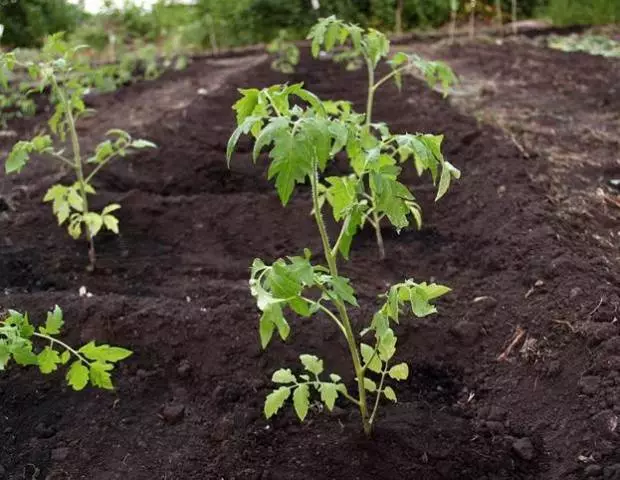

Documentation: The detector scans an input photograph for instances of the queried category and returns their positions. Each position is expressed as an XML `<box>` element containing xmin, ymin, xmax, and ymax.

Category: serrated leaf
<box><xmin>327</xmin><ymin>276</ymin><xmax>358</xmax><ymax>306</ymax></box>
<box><xmin>360</xmin><ymin>343</ymin><xmax>382</xmax><ymax>373</ymax></box>
<box><xmin>84</xmin><ymin>213</ymin><xmax>104</xmax><ymax>237</ymax></box>
<box><xmin>272</xmin><ymin>368</ymin><xmax>296</xmax><ymax>384</ymax></box>
<box><xmin>329</xmin><ymin>373</ymin><xmax>342</xmax><ymax>383</ymax></box>
<box><xmin>89</xmin><ymin>361</ymin><xmax>114</xmax><ymax>389</ymax></box>
<box><xmin>300</xmin><ymin>354</ymin><xmax>323</xmax><ymax>376</ymax></box>
<box><xmin>67</xmin><ymin>361</ymin><xmax>89</xmax><ymax>390</ymax></box>
<box><xmin>13</xmin><ymin>344</ymin><xmax>37</xmax><ymax>366</ymax></box>
<box><xmin>41</xmin><ymin>305</ymin><xmax>63</xmax><ymax>335</ymax></box>
<box><xmin>264</xmin><ymin>386</ymin><xmax>290</xmax><ymax>419</ymax></box>
<box><xmin>293</xmin><ymin>384</ymin><xmax>310</xmax><ymax>421</ymax></box>
<box><xmin>383</xmin><ymin>386</ymin><xmax>397</xmax><ymax>402</ymax></box>
<box><xmin>388</xmin><ymin>362</ymin><xmax>409</xmax><ymax>381</ymax></box>
<box><xmin>5</xmin><ymin>143</ymin><xmax>29</xmax><ymax>174</ymax></box>
<box><xmin>0</xmin><ymin>344</ymin><xmax>11</xmax><ymax>369</ymax></box>
<box><xmin>38</xmin><ymin>346</ymin><xmax>61</xmax><ymax>374</ymax></box>
<box><xmin>253</xmin><ymin>117</ymin><xmax>289</xmax><ymax>161</ymax></box>
<box><xmin>102</xmin><ymin>204</ymin><xmax>121</xmax><ymax>215</ymax></box>
<box><xmin>79</xmin><ymin>342</ymin><xmax>132</xmax><ymax>363</ymax></box>
<box><xmin>320</xmin><ymin>382</ymin><xmax>339</xmax><ymax>410</ymax></box>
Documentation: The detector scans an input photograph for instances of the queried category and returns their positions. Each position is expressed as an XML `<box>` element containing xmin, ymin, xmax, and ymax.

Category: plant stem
<box><xmin>310</xmin><ymin>165</ymin><xmax>372</xmax><ymax>436</ymax></box>
<box><xmin>53</xmin><ymin>77</ymin><xmax>96</xmax><ymax>271</ymax></box>
<box><xmin>365</xmin><ymin>58</ymin><xmax>386</xmax><ymax>260</ymax></box>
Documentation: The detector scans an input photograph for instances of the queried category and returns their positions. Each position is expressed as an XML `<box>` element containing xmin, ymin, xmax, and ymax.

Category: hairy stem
<box><xmin>310</xmin><ymin>164</ymin><xmax>371</xmax><ymax>436</ymax></box>
<box><xmin>365</xmin><ymin>57</ymin><xmax>386</xmax><ymax>260</ymax></box>
<box><xmin>52</xmin><ymin>77</ymin><xmax>96</xmax><ymax>271</ymax></box>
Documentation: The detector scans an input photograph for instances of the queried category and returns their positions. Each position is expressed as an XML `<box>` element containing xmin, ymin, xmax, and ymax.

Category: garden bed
<box><xmin>0</xmin><ymin>43</ymin><xmax>619</xmax><ymax>479</ymax></box>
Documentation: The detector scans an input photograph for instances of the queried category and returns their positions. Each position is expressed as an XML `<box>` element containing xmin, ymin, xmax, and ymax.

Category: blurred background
<box><xmin>0</xmin><ymin>0</ymin><xmax>618</xmax><ymax>51</ymax></box>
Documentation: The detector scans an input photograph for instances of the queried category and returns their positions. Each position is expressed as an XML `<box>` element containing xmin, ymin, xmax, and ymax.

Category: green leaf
<box><xmin>264</xmin><ymin>386</ymin><xmax>290</xmax><ymax>419</ymax></box>
<box><xmin>233</xmin><ymin>88</ymin><xmax>260</xmax><ymax>124</ymax></box>
<box><xmin>293</xmin><ymin>384</ymin><xmax>310</xmax><ymax>421</ymax></box>
<box><xmin>329</xmin><ymin>373</ymin><xmax>342</xmax><ymax>382</ymax></box>
<box><xmin>60</xmin><ymin>350</ymin><xmax>71</xmax><ymax>364</ymax></box>
<box><xmin>259</xmin><ymin>311</ymin><xmax>276</xmax><ymax>349</ymax></box>
<box><xmin>89</xmin><ymin>361</ymin><xmax>114</xmax><ymax>389</ymax></box>
<box><xmin>328</xmin><ymin>276</ymin><xmax>358</xmax><ymax>306</ymax></box>
<box><xmin>13</xmin><ymin>345</ymin><xmax>37</xmax><ymax>366</ymax></box>
<box><xmin>435</xmin><ymin>161</ymin><xmax>461</xmax><ymax>201</ymax></box>
<box><xmin>378</xmin><ymin>329</ymin><xmax>397</xmax><ymax>362</ymax></box>
<box><xmin>300</xmin><ymin>354</ymin><xmax>323</xmax><ymax>376</ymax></box>
<box><xmin>383</xmin><ymin>386</ymin><xmax>397</xmax><ymax>402</ymax></box>
<box><xmin>84</xmin><ymin>212</ymin><xmax>104</xmax><ymax>237</ymax></box>
<box><xmin>67</xmin><ymin>188</ymin><xmax>84</xmax><ymax>212</ymax></box>
<box><xmin>253</xmin><ymin>117</ymin><xmax>289</xmax><ymax>161</ymax></box>
<box><xmin>131</xmin><ymin>139</ymin><xmax>156</xmax><ymax>149</ymax></box>
<box><xmin>266</xmin><ymin>129</ymin><xmax>312</xmax><ymax>205</ymax></box>
<box><xmin>79</xmin><ymin>342</ymin><xmax>132</xmax><ymax>363</ymax></box>
<box><xmin>5</xmin><ymin>142</ymin><xmax>30</xmax><ymax>174</ymax></box>
<box><xmin>388</xmin><ymin>362</ymin><xmax>409</xmax><ymax>381</ymax></box>
<box><xmin>67</xmin><ymin>361</ymin><xmax>89</xmax><ymax>390</ymax></box>
<box><xmin>272</xmin><ymin>368</ymin><xmax>296</xmax><ymax>384</ymax></box>
<box><xmin>320</xmin><ymin>383</ymin><xmax>339</xmax><ymax>410</ymax></box>
<box><xmin>103</xmin><ymin>214</ymin><xmax>120</xmax><ymax>234</ymax></box>
<box><xmin>40</xmin><ymin>305</ymin><xmax>63</xmax><ymax>335</ymax></box>
<box><xmin>37</xmin><ymin>346</ymin><xmax>61</xmax><ymax>374</ymax></box>
<box><xmin>363</xmin><ymin>377</ymin><xmax>377</xmax><ymax>392</ymax></box>
<box><xmin>102</xmin><ymin>204</ymin><xmax>121</xmax><ymax>215</ymax></box>
<box><xmin>0</xmin><ymin>344</ymin><xmax>11</xmax><ymax>369</ymax></box>
<box><xmin>360</xmin><ymin>343</ymin><xmax>382</xmax><ymax>373</ymax></box>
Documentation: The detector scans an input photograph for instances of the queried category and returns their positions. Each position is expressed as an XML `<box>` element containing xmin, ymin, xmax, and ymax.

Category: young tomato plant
<box><xmin>1</xmin><ymin>306</ymin><xmax>130</xmax><ymax>390</ymax></box>
<box><xmin>227</xmin><ymin>80</ymin><xmax>453</xmax><ymax>434</ymax></box>
<box><xmin>0</xmin><ymin>35</ymin><xmax>156</xmax><ymax>271</ymax></box>
<box><xmin>266</xmin><ymin>30</ymin><xmax>300</xmax><ymax>74</ymax></box>
<box><xmin>308</xmin><ymin>16</ymin><xmax>460</xmax><ymax>259</ymax></box>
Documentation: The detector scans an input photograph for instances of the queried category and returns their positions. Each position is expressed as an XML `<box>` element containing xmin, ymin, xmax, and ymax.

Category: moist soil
<box><xmin>0</xmin><ymin>43</ymin><xmax>619</xmax><ymax>480</ymax></box>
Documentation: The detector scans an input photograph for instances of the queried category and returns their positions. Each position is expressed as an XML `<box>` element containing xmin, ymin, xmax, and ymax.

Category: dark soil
<box><xmin>1</xmin><ymin>43</ymin><xmax>619</xmax><ymax>480</ymax></box>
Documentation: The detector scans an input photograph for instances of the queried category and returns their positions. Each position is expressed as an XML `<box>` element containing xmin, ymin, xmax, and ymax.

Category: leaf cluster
<box><xmin>0</xmin><ymin>307</ymin><xmax>131</xmax><ymax>390</ymax></box>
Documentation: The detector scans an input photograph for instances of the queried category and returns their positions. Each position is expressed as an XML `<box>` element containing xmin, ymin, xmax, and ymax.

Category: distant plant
<box><xmin>1</xmin><ymin>306</ymin><xmax>130</xmax><ymax>390</ymax></box>
<box><xmin>548</xmin><ymin>34</ymin><xmax>620</xmax><ymax>58</ymax></box>
<box><xmin>0</xmin><ymin>82</ymin><xmax>36</xmax><ymax>128</ymax></box>
<box><xmin>227</xmin><ymin>18</ymin><xmax>457</xmax><ymax>435</ymax></box>
<box><xmin>308</xmin><ymin>16</ymin><xmax>459</xmax><ymax>259</ymax></box>
<box><xmin>266</xmin><ymin>30</ymin><xmax>300</xmax><ymax>74</ymax></box>
<box><xmin>0</xmin><ymin>34</ymin><xmax>156</xmax><ymax>270</ymax></box>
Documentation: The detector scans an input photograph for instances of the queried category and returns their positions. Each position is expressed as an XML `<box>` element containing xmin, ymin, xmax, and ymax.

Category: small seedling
<box><xmin>0</xmin><ymin>34</ymin><xmax>156</xmax><ymax>270</ymax></box>
<box><xmin>0</xmin><ymin>306</ymin><xmax>130</xmax><ymax>390</ymax></box>
<box><xmin>307</xmin><ymin>16</ymin><xmax>460</xmax><ymax>259</ymax></box>
<box><xmin>227</xmin><ymin>18</ymin><xmax>458</xmax><ymax>435</ymax></box>
<box><xmin>267</xmin><ymin>30</ymin><xmax>300</xmax><ymax>74</ymax></box>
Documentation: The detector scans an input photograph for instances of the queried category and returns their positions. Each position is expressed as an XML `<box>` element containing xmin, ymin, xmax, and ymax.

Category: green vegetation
<box><xmin>1</xmin><ymin>35</ymin><xmax>156</xmax><ymax>271</ymax></box>
<box><xmin>227</xmin><ymin>18</ymin><xmax>457</xmax><ymax>435</ymax></box>
<box><xmin>1</xmin><ymin>306</ymin><xmax>130</xmax><ymax>390</ymax></box>
<box><xmin>544</xmin><ymin>0</ymin><xmax>620</xmax><ymax>26</ymax></box>
<box><xmin>548</xmin><ymin>34</ymin><xmax>620</xmax><ymax>57</ymax></box>
<box><xmin>267</xmin><ymin>31</ymin><xmax>300</xmax><ymax>74</ymax></box>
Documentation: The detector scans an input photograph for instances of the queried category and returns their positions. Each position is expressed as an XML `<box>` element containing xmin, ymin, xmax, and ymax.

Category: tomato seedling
<box><xmin>0</xmin><ymin>35</ymin><xmax>156</xmax><ymax>271</ymax></box>
<box><xmin>267</xmin><ymin>30</ymin><xmax>300</xmax><ymax>74</ymax></box>
<box><xmin>0</xmin><ymin>306</ymin><xmax>130</xmax><ymax>390</ymax></box>
<box><xmin>308</xmin><ymin>16</ymin><xmax>460</xmax><ymax>259</ymax></box>
<box><xmin>227</xmin><ymin>19</ymin><xmax>457</xmax><ymax>435</ymax></box>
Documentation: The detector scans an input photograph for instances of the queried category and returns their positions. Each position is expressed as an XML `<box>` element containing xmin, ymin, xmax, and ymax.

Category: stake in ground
<box><xmin>227</xmin><ymin>17</ymin><xmax>459</xmax><ymax>436</ymax></box>
<box><xmin>0</xmin><ymin>34</ymin><xmax>156</xmax><ymax>271</ymax></box>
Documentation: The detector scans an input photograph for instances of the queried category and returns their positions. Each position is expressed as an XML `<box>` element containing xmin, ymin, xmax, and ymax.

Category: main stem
<box><xmin>54</xmin><ymin>79</ymin><xmax>96</xmax><ymax>271</ymax></box>
<box><xmin>310</xmin><ymin>166</ymin><xmax>371</xmax><ymax>436</ymax></box>
<box><xmin>365</xmin><ymin>59</ymin><xmax>386</xmax><ymax>260</ymax></box>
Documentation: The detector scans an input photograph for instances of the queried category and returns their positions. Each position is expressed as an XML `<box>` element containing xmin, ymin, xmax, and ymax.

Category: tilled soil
<box><xmin>0</xmin><ymin>43</ymin><xmax>619</xmax><ymax>480</ymax></box>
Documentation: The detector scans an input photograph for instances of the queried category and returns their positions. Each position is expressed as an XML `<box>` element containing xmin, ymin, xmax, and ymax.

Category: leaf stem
<box><xmin>373</xmin><ymin>64</ymin><xmax>408</xmax><ymax>92</ymax></box>
<box><xmin>33</xmin><ymin>332</ymin><xmax>90</xmax><ymax>366</ymax></box>
<box><xmin>369</xmin><ymin>367</ymin><xmax>388</xmax><ymax>425</ymax></box>
<box><xmin>300</xmin><ymin>297</ymin><xmax>346</xmax><ymax>335</ymax></box>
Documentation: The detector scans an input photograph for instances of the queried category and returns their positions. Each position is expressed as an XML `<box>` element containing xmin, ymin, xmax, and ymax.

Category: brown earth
<box><xmin>0</xmin><ymin>41</ymin><xmax>619</xmax><ymax>480</ymax></box>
